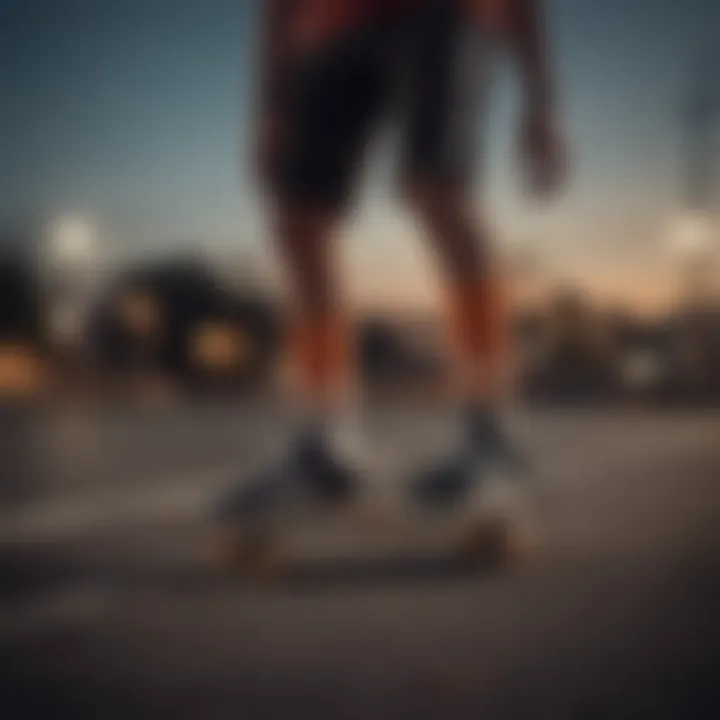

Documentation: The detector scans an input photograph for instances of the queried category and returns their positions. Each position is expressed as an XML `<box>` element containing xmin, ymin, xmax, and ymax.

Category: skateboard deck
<box><xmin>209</xmin><ymin>475</ymin><xmax>539</xmax><ymax>580</ymax></box>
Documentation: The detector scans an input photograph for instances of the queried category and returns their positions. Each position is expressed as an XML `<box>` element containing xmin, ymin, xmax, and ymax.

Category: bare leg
<box><xmin>272</xmin><ymin>199</ymin><xmax>355</xmax><ymax>425</ymax></box>
<box><xmin>406</xmin><ymin>179</ymin><xmax>511</xmax><ymax>404</ymax></box>
<box><xmin>213</xmin><ymin>201</ymin><xmax>357</xmax><ymax>520</ymax></box>
<box><xmin>404</xmin><ymin>179</ymin><xmax>524</xmax><ymax>505</ymax></box>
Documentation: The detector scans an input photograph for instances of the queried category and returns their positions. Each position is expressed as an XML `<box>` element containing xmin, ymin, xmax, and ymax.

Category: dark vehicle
<box><xmin>90</xmin><ymin>256</ymin><xmax>280</xmax><ymax>395</ymax></box>
<box><xmin>522</xmin><ymin>290</ymin><xmax>621</xmax><ymax>405</ymax></box>
<box><xmin>0</xmin><ymin>250</ymin><xmax>42</xmax><ymax>345</ymax></box>
<box><xmin>0</xmin><ymin>249</ymin><xmax>48</xmax><ymax>397</ymax></box>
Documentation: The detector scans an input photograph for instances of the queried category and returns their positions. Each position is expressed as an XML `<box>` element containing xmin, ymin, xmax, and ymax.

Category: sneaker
<box><xmin>466</xmin><ymin>406</ymin><xmax>528</xmax><ymax>476</ymax></box>
<box><xmin>213</xmin><ymin>433</ymin><xmax>358</xmax><ymax>525</ymax></box>
<box><xmin>410</xmin><ymin>408</ymin><xmax>526</xmax><ymax>509</ymax></box>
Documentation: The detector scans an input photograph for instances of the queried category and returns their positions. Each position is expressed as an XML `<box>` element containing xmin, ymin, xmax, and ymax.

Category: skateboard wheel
<box><xmin>457</xmin><ymin>519</ymin><xmax>510</xmax><ymax>565</ymax></box>
<box><xmin>504</xmin><ymin>522</ymin><xmax>542</xmax><ymax>564</ymax></box>
<box><xmin>210</xmin><ymin>529</ymin><xmax>286</xmax><ymax>581</ymax></box>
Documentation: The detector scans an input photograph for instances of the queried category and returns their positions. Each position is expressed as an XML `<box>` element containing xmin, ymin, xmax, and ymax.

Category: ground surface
<box><xmin>1</xmin><ymin>404</ymin><xmax>719</xmax><ymax>719</ymax></box>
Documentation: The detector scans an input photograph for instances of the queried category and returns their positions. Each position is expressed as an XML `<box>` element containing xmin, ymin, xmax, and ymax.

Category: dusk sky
<box><xmin>0</xmin><ymin>0</ymin><xmax>717</xmax><ymax>310</ymax></box>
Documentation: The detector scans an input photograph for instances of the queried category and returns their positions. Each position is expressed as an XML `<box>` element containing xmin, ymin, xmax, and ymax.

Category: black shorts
<box><xmin>273</xmin><ymin>2</ymin><xmax>493</xmax><ymax>211</ymax></box>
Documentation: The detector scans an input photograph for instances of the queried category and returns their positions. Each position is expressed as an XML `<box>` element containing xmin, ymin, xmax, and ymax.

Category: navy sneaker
<box><xmin>213</xmin><ymin>433</ymin><xmax>358</xmax><ymax>525</ymax></box>
<box><xmin>411</xmin><ymin>407</ymin><xmax>526</xmax><ymax>509</ymax></box>
<box><xmin>466</xmin><ymin>406</ymin><xmax>528</xmax><ymax>476</ymax></box>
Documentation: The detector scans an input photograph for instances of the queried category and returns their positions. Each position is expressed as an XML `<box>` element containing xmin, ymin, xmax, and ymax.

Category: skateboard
<box><xmin>209</xmin><ymin>473</ymin><xmax>539</xmax><ymax>581</ymax></box>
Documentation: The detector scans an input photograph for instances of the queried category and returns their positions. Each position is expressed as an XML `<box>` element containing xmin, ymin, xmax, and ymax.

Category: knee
<box><xmin>274</xmin><ymin>203</ymin><xmax>337</xmax><ymax>315</ymax></box>
<box><xmin>402</xmin><ymin>176</ymin><xmax>445</xmax><ymax>221</ymax></box>
<box><xmin>400</xmin><ymin>175</ymin><xmax>493</xmax><ymax>282</ymax></box>
<box><xmin>401</xmin><ymin>176</ymin><xmax>469</xmax><ymax>231</ymax></box>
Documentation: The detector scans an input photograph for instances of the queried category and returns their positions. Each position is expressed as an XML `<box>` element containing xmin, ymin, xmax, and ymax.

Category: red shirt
<box><xmin>291</xmin><ymin>0</ymin><xmax>511</xmax><ymax>48</ymax></box>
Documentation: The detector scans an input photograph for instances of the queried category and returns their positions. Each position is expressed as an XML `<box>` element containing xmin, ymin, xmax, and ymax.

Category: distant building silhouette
<box><xmin>0</xmin><ymin>245</ymin><xmax>42</xmax><ymax>345</ymax></box>
<box><xmin>89</xmin><ymin>254</ymin><xmax>280</xmax><ymax>394</ymax></box>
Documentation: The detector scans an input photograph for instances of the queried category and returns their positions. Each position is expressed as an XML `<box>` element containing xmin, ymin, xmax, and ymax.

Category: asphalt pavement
<box><xmin>2</xmin><ymin>404</ymin><xmax>719</xmax><ymax>719</ymax></box>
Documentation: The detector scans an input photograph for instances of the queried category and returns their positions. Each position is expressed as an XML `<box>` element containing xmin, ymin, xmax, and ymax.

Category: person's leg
<box><xmin>217</xmin><ymin>30</ymin><xmax>390</xmax><ymax>518</ymax></box>
<box><xmin>272</xmin><ymin>200</ymin><xmax>357</xmax><ymax>494</ymax></box>
<box><xmin>272</xmin><ymin>29</ymin><xmax>394</xmax><ymax>469</ymax></box>
<box><xmin>407</xmin><ymin>180</ymin><xmax>511</xmax><ymax>409</ymax></box>
<box><xmin>400</xmin><ymin>2</ymin><xmax>518</xmax><ymax>502</ymax></box>
<box><xmin>406</xmin><ymin>182</ymin><xmax>518</xmax><ymax>505</ymax></box>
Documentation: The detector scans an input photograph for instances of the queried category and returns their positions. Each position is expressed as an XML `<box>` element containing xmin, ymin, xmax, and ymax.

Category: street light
<box><xmin>44</xmin><ymin>215</ymin><xmax>100</xmax><ymax>349</ymax></box>
<box><xmin>667</xmin><ymin>212</ymin><xmax>713</xmax><ymax>258</ymax></box>
<box><xmin>47</xmin><ymin>216</ymin><xmax>97</xmax><ymax>270</ymax></box>
<box><xmin>666</xmin><ymin>211</ymin><xmax>716</xmax><ymax>309</ymax></box>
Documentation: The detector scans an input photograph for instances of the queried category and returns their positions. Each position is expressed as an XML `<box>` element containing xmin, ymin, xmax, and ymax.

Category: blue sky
<box><xmin>0</xmin><ymin>0</ymin><xmax>717</xmax><ymax>308</ymax></box>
